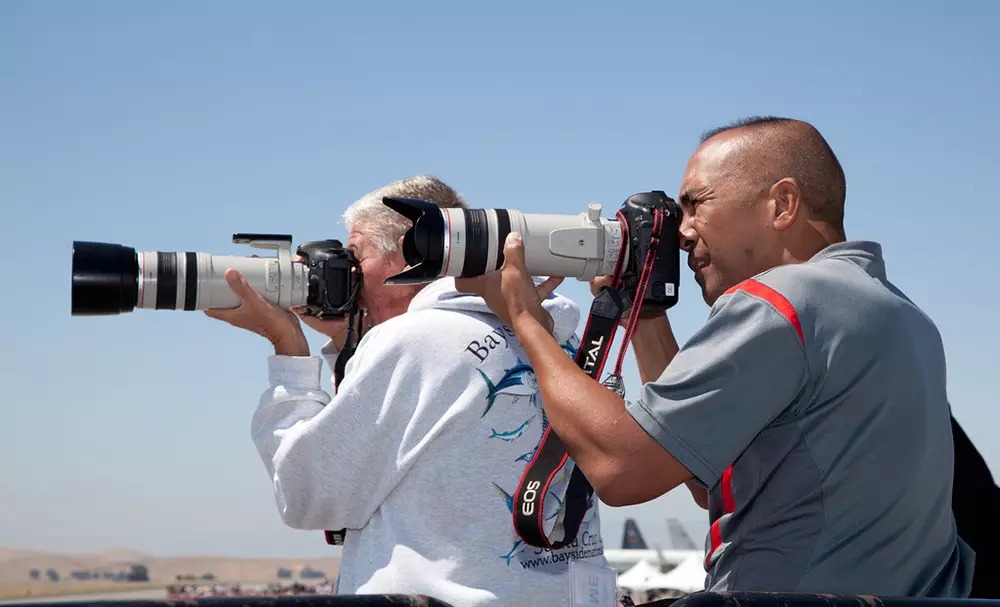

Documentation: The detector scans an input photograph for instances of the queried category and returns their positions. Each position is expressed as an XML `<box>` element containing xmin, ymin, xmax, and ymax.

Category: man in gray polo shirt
<box><xmin>459</xmin><ymin>116</ymin><xmax>975</xmax><ymax>596</ymax></box>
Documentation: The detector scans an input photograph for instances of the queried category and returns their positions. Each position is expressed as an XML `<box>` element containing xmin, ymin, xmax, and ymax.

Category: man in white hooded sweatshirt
<box><xmin>205</xmin><ymin>175</ymin><xmax>607</xmax><ymax>607</ymax></box>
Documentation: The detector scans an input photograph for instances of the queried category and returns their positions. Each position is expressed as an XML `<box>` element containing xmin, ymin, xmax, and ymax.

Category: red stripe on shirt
<box><xmin>705</xmin><ymin>465</ymin><xmax>736</xmax><ymax>570</ymax></box>
<box><xmin>724</xmin><ymin>279</ymin><xmax>804</xmax><ymax>344</ymax></box>
<box><xmin>721</xmin><ymin>465</ymin><xmax>735</xmax><ymax>512</ymax></box>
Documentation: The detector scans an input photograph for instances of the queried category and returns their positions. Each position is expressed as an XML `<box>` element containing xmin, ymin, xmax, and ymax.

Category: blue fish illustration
<box><xmin>550</xmin><ymin>465</ymin><xmax>572</xmax><ymax>488</ymax></box>
<box><xmin>560</xmin><ymin>339</ymin><xmax>579</xmax><ymax>358</ymax></box>
<box><xmin>477</xmin><ymin>362</ymin><xmax>539</xmax><ymax>417</ymax></box>
<box><xmin>516</xmin><ymin>414</ymin><xmax>549</xmax><ymax>463</ymax></box>
<box><xmin>489</xmin><ymin>415</ymin><xmax>536</xmax><ymax>442</ymax></box>
<box><xmin>501</xmin><ymin>540</ymin><xmax>524</xmax><ymax>566</ymax></box>
<box><xmin>492</xmin><ymin>482</ymin><xmax>514</xmax><ymax>513</ymax></box>
<box><xmin>546</xmin><ymin>491</ymin><xmax>563</xmax><ymax>521</ymax></box>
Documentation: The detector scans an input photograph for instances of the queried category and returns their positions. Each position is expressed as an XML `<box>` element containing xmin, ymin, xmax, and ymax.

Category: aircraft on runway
<box><xmin>603</xmin><ymin>517</ymin><xmax>704</xmax><ymax>573</ymax></box>
<box><xmin>667</xmin><ymin>518</ymin><xmax>699</xmax><ymax>551</ymax></box>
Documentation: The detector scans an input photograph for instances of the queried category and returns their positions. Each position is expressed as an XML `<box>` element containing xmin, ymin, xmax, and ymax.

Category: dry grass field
<box><xmin>0</xmin><ymin>548</ymin><xmax>340</xmax><ymax>600</ymax></box>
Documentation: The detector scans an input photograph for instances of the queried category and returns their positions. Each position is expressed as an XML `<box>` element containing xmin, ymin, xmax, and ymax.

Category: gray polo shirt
<box><xmin>626</xmin><ymin>241</ymin><xmax>975</xmax><ymax>597</ymax></box>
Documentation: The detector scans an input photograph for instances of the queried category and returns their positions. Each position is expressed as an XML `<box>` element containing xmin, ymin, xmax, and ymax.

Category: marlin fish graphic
<box><xmin>500</xmin><ymin>540</ymin><xmax>524</xmax><ymax>566</ymax></box>
<box><xmin>560</xmin><ymin>339</ymin><xmax>579</xmax><ymax>358</ymax></box>
<box><xmin>492</xmin><ymin>482</ymin><xmax>514</xmax><ymax>513</ymax></box>
<box><xmin>546</xmin><ymin>491</ymin><xmax>563</xmax><ymax>521</ymax></box>
<box><xmin>489</xmin><ymin>415</ymin><xmax>536</xmax><ymax>442</ymax></box>
<box><xmin>516</xmin><ymin>414</ymin><xmax>549</xmax><ymax>463</ymax></box>
<box><xmin>477</xmin><ymin>362</ymin><xmax>538</xmax><ymax>417</ymax></box>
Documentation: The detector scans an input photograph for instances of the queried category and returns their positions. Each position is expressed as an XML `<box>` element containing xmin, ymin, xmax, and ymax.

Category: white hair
<box><xmin>342</xmin><ymin>175</ymin><xmax>468</xmax><ymax>255</ymax></box>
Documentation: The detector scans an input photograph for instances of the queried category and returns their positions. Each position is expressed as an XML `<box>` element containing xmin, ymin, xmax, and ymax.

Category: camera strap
<box><xmin>332</xmin><ymin>308</ymin><xmax>366</xmax><ymax>392</ymax></box>
<box><xmin>326</xmin><ymin>307</ymin><xmax>365</xmax><ymax>548</ymax></box>
<box><xmin>512</xmin><ymin>208</ymin><xmax>666</xmax><ymax>550</ymax></box>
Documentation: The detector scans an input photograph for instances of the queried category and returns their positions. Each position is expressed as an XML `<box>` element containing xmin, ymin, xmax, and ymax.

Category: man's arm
<box><xmin>204</xmin><ymin>268</ymin><xmax>421</xmax><ymax>531</ymax></box>
<box><xmin>591</xmin><ymin>288</ymin><xmax>714</xmax><ymax>509</ymax></box>
<box><xmin>250</xmin><ymin>318</ymin><xmax>465</xmax><ymax>531</ymax></box>
<box><xmin>630</xmin><ymin>316</ymin><xmax>712</xmax><ymax>509</ymax></box>
<box><xmin>462</xmin><ymin>234</ymin><xmax>809</xmax><ymax>507</ymax></box>
<box><xmin>588</xmin><ymin>276</ymin><xmax>680</xmax><ymax>385</ymax></box>
<box><xmin>512</xmin><ymin>319</ymin><xmax>695</xmax><ymax>506</ymax></box>
<box><xmin>629</xmin><ymin>315</ymin><xmax>680</xmax><ymax>385</ymax></box>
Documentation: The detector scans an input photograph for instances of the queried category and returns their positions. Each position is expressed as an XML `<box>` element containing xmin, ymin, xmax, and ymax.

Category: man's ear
<box><xmin>392</xmin><ymin>235</ymin><xmax>413</xmax><ymax>271</ymax></box>
<box><xmin>769</xmin><ymin>178</ymin><xmax>802</xmax><ymax>232</ymax></box>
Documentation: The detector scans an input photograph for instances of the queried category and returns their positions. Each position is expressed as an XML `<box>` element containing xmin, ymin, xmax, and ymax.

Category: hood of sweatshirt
<box><xmin>406</xmin><ymin>277</ymin><xmax>581</xmax><ymax>346</ymax></box>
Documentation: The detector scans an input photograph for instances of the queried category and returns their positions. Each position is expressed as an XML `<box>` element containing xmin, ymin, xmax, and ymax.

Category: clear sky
<box><xmin>2</xmin><ymin>1</ymin><xmax>998</xmax><ymax>559</ymax></box>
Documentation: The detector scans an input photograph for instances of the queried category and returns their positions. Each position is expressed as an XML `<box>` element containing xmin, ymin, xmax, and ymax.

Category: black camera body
<box><xmin>616</xmin><ymin>190</ymin><xmax>682</xmax><ymax>315</ymax></box>
<box><xmin>296</xmin><ymin>239</ymin><xmax>364</xmax><ymax>320</ymax></box>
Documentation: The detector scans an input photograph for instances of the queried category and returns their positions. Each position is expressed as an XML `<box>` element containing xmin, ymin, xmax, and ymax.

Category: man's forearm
<box><xmin>512</xmin><ymin>316</ymin><xmax>629</xmax><ymax>481</ymax></box>
<box><xmin>628</xmin><ymin>315</ymin><xmax>680</xmax><ymax>384</ymax></box>
<box><xmin>510</xmin><ymin>312</ymin><xmax>694</xmax><ymax>506</ymax></box>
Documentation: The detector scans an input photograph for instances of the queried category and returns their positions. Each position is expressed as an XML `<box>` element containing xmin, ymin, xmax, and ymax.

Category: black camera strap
<box><xmin>325</xmin><ymin>307</ymin><xmax>365</xmax><ymax>547</ymax></box>
<box><xmin>512</xmin><ymin>208</ymin><xmax>667</xmax><ymax>550</ymax></box>
<box><xmin>333</xmin><ymin>307</ymin><xmax>366</xmax><ymax>392</ymax></box>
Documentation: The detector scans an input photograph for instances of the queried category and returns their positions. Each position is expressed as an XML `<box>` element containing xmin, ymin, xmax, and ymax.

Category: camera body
<box><xmin>616</xmin><ymin>190</ymin><xmax>681</xmax><ymax>314</ymax></box>
<box><xmin>295</xmin><ymin>238</ymin><xmax>364</xmax><ymax>320</ymax></box>
<box><xmin>70</xmin><ymin>234</ymin><xmax>363</xmax><ymax>320</ymax></box>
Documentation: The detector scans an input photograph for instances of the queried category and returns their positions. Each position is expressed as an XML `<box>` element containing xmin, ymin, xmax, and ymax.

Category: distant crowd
<box><xmin>167</xmin><ymin>581</ymin><xmax>335</xmax><ymax>598</ymax></box>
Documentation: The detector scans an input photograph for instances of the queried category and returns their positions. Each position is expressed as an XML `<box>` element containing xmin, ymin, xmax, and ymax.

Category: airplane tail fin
<box><xmin>667</xmin><ymin>518</ymin><xmax>697</xmax><ymax>550</ymax></box>
<box><xmin>621</xmin><ymin>518</ymin><xmax>648</xmax><ymax>550</ymax></box>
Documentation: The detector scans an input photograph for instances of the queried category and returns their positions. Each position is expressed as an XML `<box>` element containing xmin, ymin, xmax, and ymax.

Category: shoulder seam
<box><xmin>723</xmin><ymin>279</ymin><xmax>804</xmax><ymax>344</ymax></box>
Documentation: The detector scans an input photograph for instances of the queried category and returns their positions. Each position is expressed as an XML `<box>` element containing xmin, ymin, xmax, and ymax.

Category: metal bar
<box><xmin>642</xmin><ymin>593</ymin><xmax>1000</xmax><ymax>607</ymax></box>
<box><xmin>4</xmin><ymin>598</ymin><xmax>453</xmax><ymax>607</ymax></box>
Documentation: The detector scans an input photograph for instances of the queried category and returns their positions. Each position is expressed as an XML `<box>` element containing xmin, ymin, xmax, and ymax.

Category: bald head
<box><xmin>700</xmin><ymin>116</ymin><xmax>846</xmax><ymax>232</ymax></box>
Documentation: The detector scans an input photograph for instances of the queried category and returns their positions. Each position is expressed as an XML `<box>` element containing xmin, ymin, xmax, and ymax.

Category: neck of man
<box><xmin>780</xmin><ymin>219</ymin><xmax>846</xmax><ymax>265</ymax></box>
<box><xmin>365</xmin><ymin>285</ymin><xmax>424</xmax><ymax>327</ymax></box>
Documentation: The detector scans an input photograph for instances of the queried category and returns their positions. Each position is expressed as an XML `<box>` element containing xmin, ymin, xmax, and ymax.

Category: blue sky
<box><xmin>2</xmin><ymin>1</ymin><xmax>998</xmax><ymax>558</ymax></box>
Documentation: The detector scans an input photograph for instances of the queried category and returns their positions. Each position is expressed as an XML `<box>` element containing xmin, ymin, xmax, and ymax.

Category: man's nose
<box><xmin>678</xmin><ymin>214</ymin><xmax>697</xmax><ymax>253</ymax></box>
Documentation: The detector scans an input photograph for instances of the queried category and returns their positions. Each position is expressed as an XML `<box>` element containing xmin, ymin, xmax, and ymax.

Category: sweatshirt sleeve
<box><xmin>249</xmin><ymin>316</ymin><xmax>464</xmax><ymax>532</ymax></box>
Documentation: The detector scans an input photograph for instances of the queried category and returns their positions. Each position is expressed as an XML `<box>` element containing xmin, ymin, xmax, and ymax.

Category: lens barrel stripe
<box><xmin>463</xmin><ymin>209</ymin><xmax>489</xmax><ymax>277</ymax></box>
<box><xmin>184</xmin><ymin>252</ymin><xmax>198</xmax><ymax>310</ymax></box>
<box><xmin>495</xmin><ymin>209</ymin><xmax>511</xmax><ymax>271</ymax></box>
<box><xmin>156</xmin><ymin>252</ymin><xmax>177</xmax><ymax>310</ymax></box>
<box><xmin>484</xmin><ymin>210</ymin><xmax>499</xmax><ymax>275</ymax></box>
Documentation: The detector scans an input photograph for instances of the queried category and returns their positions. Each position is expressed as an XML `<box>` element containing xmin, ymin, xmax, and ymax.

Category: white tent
<box><xmin>616</xmin><ymin>560</ymin><xmax>665</xmax><ymax>591</ymax></box>
<box><xmin>652</xmin><ymin>554</ymin><xmax>706</xmax><ymax>594</ymax></box>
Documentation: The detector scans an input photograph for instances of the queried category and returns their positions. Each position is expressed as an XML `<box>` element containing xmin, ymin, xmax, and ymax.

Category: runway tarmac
<box><xmin>0</xmin><ymin>588</ymin><xmax>168</xmax><ymax>605</ymax></box>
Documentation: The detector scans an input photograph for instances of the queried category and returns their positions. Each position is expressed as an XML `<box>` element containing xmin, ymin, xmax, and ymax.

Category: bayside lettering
<box><xmin>466</xmin><ymin>326</ymin><xmax>517</xmax><ymax>362</ymax></box>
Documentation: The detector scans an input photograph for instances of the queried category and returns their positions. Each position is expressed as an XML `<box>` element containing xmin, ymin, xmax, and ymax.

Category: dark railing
<box><xmin>9</xmin><ymin>594</ymin><xmax>1000</xmax><ymax>607</ymax></box>
<box><xmin>654</xmin><ymin>593</ymin><xmax>1000</xmax><ymax>607</ymax></box>
<box><xmin>1</xmin><ymin>598</ymin><xmax>450</xmax><ymax>607</ymax></box>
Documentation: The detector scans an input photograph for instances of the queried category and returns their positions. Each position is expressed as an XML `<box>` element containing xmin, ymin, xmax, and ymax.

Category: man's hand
<box><xmin>204</xmin><ymin>269</ymin><xmax>310</xmax><ymax>356</ymax></box>
<box><xmin>590</xmin><ymin>275</ymin><xmax>667</xmax><ymax>325</ymax></box>
<box><xmin>455</xmin><ymin>233</ymin><xmax>563</xmax><ymax>334</ymax></box>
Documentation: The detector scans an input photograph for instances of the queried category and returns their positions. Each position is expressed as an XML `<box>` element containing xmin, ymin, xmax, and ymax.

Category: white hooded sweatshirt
<box><xmin>251</xmin><ymin>277</ymin><xmax>607</xmax><ymax>607</ymax></box>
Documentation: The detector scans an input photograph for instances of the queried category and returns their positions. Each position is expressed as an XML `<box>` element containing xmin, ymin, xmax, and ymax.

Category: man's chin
<box><xmin>693</xmin><ymin>273</ymin><xmax>715</xmax><ymax>306</ymax></box>
<box><xmin>700</xmin><ymin>280</ymin><xmax>726</xmax><ymax>307</ymax></box>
